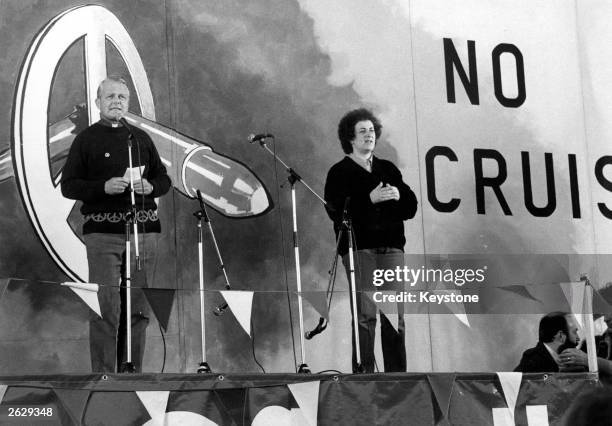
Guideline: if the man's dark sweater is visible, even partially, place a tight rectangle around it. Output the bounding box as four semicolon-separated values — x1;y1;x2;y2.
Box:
324;156;418;255
61;121;171;234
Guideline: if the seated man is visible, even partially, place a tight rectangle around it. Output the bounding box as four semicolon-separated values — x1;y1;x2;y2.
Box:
514;312;580;373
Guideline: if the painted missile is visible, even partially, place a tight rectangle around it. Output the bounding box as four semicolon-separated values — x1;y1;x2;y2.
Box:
2;104;272;217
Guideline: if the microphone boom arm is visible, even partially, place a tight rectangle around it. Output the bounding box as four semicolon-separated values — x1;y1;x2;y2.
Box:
254;139;327;206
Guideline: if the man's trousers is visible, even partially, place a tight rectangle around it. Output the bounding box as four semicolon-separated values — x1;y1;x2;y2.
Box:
84;232;158;373
343;247;406;373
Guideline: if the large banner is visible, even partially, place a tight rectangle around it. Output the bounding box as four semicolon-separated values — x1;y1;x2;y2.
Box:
0;373;601;425
1;1;611;374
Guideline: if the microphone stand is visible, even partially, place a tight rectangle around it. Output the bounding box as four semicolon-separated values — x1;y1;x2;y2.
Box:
125;130;141;271
305;228;343;340
252;137;326;374
194;190;232;373
343;206;364;373
120;133;138;373
303;200;364;372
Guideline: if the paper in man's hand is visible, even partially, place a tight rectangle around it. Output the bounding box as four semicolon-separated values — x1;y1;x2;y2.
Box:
123;166;145;182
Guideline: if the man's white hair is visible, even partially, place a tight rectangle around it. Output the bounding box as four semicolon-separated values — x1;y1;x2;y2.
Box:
96;75;129;99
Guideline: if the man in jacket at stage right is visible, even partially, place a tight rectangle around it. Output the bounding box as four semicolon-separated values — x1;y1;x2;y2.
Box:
324;108;418;373
514;311;580;372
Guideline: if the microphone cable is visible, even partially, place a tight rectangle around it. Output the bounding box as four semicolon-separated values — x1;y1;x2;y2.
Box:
158;321;167;373
315;369;342;374
305;229;342;340
133;120;168;373
251;316;266;373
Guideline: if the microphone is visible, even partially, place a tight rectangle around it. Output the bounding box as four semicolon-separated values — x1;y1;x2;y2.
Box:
213;302;228;316
118;116;131;130
305;317;327;339
343;196;351;215
119;117;134;146
341;196;351;223
247;133;274;143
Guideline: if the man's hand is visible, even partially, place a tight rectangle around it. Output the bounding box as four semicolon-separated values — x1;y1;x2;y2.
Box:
559;348;587;367
369;182;400;204
133;178;154;195
104;177;129;194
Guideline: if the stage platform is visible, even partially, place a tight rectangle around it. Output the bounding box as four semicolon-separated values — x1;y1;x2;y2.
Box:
0;372;601;425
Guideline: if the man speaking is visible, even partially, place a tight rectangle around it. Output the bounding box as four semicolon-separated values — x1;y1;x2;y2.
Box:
61;75;171;372
324;108;418;373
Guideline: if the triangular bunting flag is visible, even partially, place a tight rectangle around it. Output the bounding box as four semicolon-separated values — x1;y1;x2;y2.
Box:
427;374;455;425
0;385;7;404
498;285;542;304
379;311;399;333
53;389;90;425
432;275;470;327
61;282;101;317
574;283;585;322
452;313;469;327
211;389;247;426
221;290;254;337
435;290;470;327
593;290;612;316
560;282;585;328
298;291;329;320
142;288;176;332
528;284;570;313
599;284;612;304
288;381;320;426
136;391;170;426
497;372;522;422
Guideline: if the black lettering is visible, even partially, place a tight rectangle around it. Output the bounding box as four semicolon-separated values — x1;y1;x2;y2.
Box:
426;146;461;212
474;149;512;215
568;154;581;219
521;152;556;217
492;44;526;108
595;156;612;219
444;38;479;105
